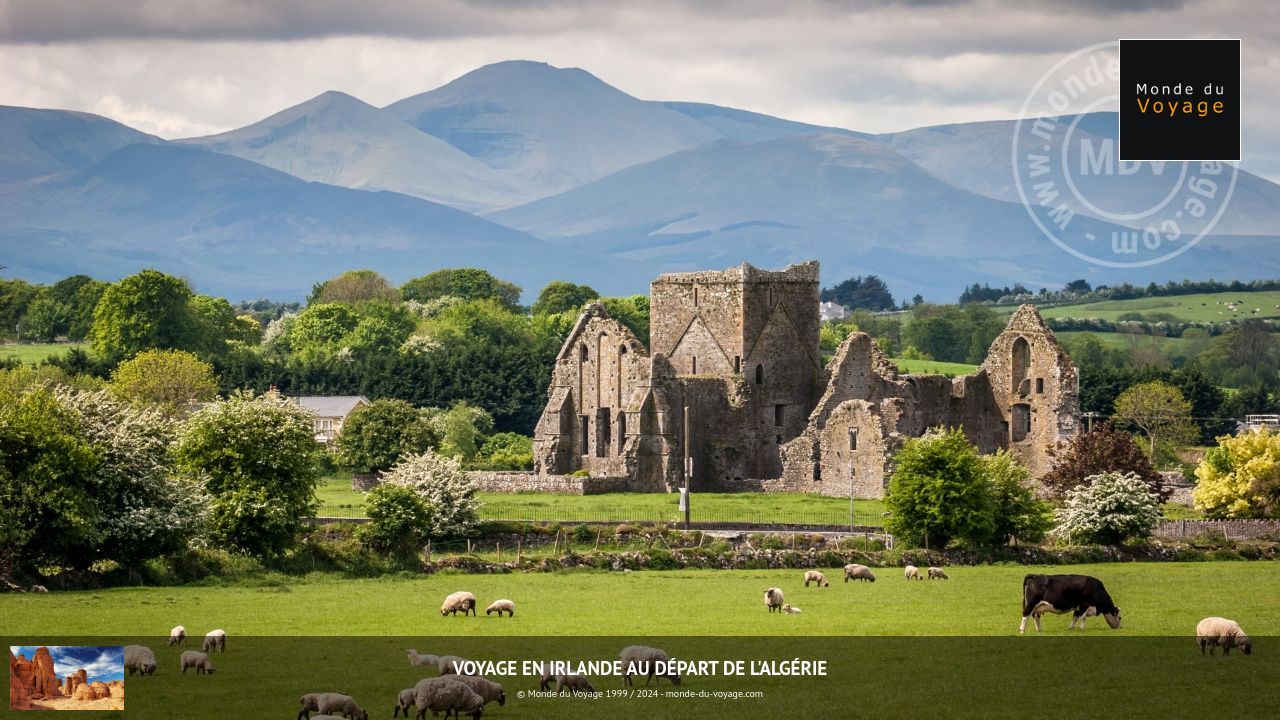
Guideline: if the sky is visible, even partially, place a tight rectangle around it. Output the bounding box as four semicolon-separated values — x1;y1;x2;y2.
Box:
0;0;1276;178
11;645;125;684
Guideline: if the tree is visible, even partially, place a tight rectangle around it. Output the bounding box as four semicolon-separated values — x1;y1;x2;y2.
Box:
20;293;72;342
983;450;1051;544
110;349;218;417
429;402;495;463
334;399;438;473
820;275;895;311
1113;381;1198;457
1193;430;1280;518
532;281;600;315
285;303;358;354
174;391;321;557
400;268;522;311
90;269;197;359
1041;422;1163;498
309;270;400;305
474;432;534;470
378;451;481;538
0;278;38;341
884;429;995;547
360;483;432;559
1053;472;1161;545
1064;279;1092;293
600;295;650;348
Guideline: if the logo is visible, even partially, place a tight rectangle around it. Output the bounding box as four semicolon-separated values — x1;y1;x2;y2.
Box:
1012;41;1237;268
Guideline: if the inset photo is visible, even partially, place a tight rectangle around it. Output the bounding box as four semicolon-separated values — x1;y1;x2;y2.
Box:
9;646;124;711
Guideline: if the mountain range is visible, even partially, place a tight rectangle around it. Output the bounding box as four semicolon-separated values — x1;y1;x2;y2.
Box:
2;59;1277;301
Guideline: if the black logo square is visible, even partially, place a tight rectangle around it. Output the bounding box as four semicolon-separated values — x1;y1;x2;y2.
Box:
1120;39;1240;161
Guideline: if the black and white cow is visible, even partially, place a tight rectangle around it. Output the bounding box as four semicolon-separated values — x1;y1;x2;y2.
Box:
1020;574;1122;633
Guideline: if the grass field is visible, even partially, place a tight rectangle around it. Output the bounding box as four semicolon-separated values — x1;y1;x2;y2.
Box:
889;357;979;376
1057;330;1193;354
0;341;85;364
1008;291;1280;323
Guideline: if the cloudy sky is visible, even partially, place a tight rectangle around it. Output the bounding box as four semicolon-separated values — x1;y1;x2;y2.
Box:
11;646;125;683
1;0;1276;177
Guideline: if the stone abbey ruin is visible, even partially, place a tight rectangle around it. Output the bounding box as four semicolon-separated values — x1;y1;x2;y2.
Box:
531;262;1079;498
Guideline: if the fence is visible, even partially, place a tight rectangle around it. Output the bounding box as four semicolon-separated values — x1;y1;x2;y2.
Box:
311;504;886;530
1154;519;1280;540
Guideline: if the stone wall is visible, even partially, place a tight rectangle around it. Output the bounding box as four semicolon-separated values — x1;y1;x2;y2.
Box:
1154;519;1280;540
466;471;629;495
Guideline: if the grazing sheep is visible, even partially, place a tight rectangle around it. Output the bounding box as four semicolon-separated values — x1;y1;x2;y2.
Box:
123;645;157;676
803;571;828;587
179;650;215;675
448;675;506;707
413;678;486;720
406;649;441;668
168;625;186;646
904;565;923;581
437;655;473;676
843;564;876;583
441;591;478;617
782;604;802;614
1196;617;1253;656
555;674;597;696
393;688;417;718
485;599;515;617
764;587;785;613
619;645;681;687
928;567;950;580
297;692;369;720
539;669;556;691
30;585;48;593
202;629;226;653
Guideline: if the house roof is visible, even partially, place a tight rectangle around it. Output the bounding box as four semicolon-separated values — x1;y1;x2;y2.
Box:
294;396;369;418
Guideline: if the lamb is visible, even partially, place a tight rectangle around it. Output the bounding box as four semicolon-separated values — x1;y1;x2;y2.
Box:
447;675;506;707
297;692;369;720
406;649;441;668
168;625;187;646
413;678;486;720
123;645;157;676
619;645;681;687
843;564;876;583
928;567;950;580
555;674;597;696
1196;617;1253;656
441;591;478;617
179;650;215;675
485;599;515;617
904;565;923;581
203;629;227;653
782;604;802;614
764;587;785;613
393;688;417;718
803;571;829;587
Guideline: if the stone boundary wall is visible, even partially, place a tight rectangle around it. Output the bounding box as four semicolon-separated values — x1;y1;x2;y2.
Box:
1155;519;1280;539
465;471;629;495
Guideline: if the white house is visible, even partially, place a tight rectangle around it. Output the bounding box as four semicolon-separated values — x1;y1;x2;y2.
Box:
294;395;370;443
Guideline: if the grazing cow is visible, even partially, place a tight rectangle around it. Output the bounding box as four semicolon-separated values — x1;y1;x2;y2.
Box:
1020;574;1121;633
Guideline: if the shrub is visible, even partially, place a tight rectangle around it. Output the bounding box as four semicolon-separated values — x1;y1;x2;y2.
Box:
379;451;481;538
334;398;438;473
983;450;1051;544
885;429;994;547
1193;429;1280;518
473;432;534;470
360;483;433;559
1042;422;1164;498
1053;472;1162;545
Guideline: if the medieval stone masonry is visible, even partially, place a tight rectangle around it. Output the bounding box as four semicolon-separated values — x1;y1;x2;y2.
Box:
532;262;1079;498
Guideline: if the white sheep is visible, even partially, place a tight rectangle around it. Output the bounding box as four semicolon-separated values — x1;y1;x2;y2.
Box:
782;604;802;614
393;688;416;718
555;674;597;696
619;645;681;687
123;645;157;676
928;567;949;580
406;649;441;668
297;692;369;720
441;591;478;617
485;599;515;617
168;625;186;646
1196;617;1253;656
203;629;226;653
803;571;828;587
437;655;473;676
413;678;486;720
904;565;923;581
447;675;506;707
764;587;785;613
30;585;48;593
179;650;215;675
843;564;876;583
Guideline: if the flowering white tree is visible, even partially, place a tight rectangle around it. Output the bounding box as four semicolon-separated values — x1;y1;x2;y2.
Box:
380;451;481;538
1053;471;1162;545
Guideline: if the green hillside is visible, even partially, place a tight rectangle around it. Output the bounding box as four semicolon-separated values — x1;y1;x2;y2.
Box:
0;342;85;364
1001;291;1280;323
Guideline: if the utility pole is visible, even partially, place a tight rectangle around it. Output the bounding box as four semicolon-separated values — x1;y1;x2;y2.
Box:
848;428;857;533
681;403;691;530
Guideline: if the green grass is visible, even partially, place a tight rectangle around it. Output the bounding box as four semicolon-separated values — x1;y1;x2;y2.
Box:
0;341;85;364
1006;291;1280;323
889;357;980;376
1057;330;1193;353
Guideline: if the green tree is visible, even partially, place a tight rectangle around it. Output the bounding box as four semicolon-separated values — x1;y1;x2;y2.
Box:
400;268;522;311
21;293;72;342
0;278;38;341
429;401;495;463
884;429;995;547
1193;429;1280;518
90;269;197;359
982;450;1051;544
1114;381;1198;458
1053;472;1161;544
378;451;480;539
64;277;109;341
335;399;438;473
820;275;895;311
174;391;321;557
1041;422;1163;498
360;483;433;559
109;349;218;417
532;281;600;315
600;295;650;348
309;269;401;305
286;303;359;354
474;432;534;470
